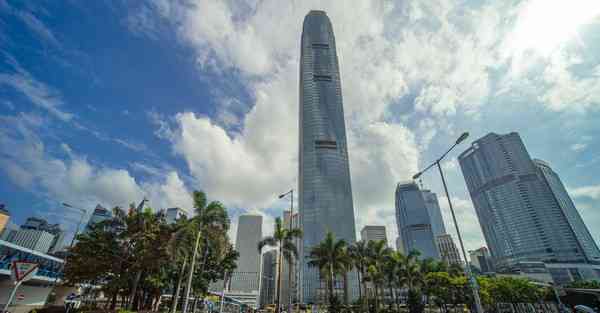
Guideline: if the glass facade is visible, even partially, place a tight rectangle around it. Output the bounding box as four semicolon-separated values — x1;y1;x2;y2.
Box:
458;132;600;270
534;159;600;263
395;182;440;259
299;10;357;304
422;190;446;238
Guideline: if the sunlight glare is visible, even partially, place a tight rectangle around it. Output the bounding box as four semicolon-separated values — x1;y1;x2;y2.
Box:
510;0;600;56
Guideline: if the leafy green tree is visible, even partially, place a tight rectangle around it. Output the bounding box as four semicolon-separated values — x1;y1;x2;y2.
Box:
258;217;302;313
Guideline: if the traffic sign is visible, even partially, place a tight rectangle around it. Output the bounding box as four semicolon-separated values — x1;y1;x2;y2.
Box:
11;261;39;283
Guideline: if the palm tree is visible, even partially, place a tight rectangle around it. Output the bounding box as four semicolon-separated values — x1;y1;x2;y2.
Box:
166;216;195;313
182;191;231;313
258;217;302;313
365;240;391;311
348;240;369;303
307;232;350;309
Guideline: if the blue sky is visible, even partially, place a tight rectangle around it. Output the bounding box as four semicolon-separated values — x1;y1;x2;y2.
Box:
1;0;599;251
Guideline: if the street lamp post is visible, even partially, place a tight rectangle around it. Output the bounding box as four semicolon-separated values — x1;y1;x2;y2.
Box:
413;132;483;313
278;189;295;313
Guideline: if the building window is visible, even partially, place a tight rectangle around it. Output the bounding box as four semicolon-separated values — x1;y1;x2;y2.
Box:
313;75;332;82
315;140;337;150
312;43;329;49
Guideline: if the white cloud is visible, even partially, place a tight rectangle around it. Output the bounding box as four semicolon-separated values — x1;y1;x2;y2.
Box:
437;195;486;252
570;143;587;152
569;185;600;200
133;0;508;244
0;54;73;121
0;112;193;217
130;0;600;246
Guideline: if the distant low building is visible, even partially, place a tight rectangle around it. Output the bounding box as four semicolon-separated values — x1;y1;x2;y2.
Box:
165;207;187;224
0;205;10;235
259;250;277;308
10;228;55;253
84;205;113;232
20;217;64;253
361;225;387;245
469;247;494;274
436;234;461;266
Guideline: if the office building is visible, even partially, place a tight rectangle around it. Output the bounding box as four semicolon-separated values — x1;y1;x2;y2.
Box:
84;205;113;232
458;132;600;272
469;247;494;274
281;211;300;306
299;10;358;303
10;228;55;253
534;159;600;263
437;234;461;266
423;190;446;238
396;237;404;253
360;226;387;245
395;182;440;259
230;214;263;293
165;207;187;224
0;205;9;235
259;250;278;308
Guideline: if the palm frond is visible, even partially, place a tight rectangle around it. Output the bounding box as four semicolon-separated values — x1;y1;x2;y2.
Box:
257;236;277;252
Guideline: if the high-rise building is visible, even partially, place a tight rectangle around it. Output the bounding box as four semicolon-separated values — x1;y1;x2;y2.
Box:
230;214;263;293
469;247;494;274
165;207;187;224
281;211;300;306
534;159;600;263
84;205;113;233
436;234;461;266
458;132;600;271
423;190;446;238
259;250;278;308
299;10;358;303
360;226;387;245
396;237;404;253
0;205;9;235
395;182;440;259
10;228;55;253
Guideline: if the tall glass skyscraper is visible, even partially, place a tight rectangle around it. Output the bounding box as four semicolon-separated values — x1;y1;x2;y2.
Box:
422;190;446;238
395;182;440;259
458;132;600;270
299;10;357;304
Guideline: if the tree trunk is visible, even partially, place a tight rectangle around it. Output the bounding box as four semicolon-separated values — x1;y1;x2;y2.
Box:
357;270;362;301
288;258;293;312
329;263;335;307
128;270;143;309
343;272;349;305
394;285;400;313
374;285;379;312
172;256;188;313
388;282;394;310
276;241;283;313
110;292;117;310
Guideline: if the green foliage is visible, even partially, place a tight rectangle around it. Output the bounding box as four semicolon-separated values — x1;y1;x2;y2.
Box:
64;190;237;311
258;216;303;313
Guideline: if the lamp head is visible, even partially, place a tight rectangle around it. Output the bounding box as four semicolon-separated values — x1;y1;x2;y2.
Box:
278;194;285;199
62;202;72;208
412;172;422;180
456;132;469;145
